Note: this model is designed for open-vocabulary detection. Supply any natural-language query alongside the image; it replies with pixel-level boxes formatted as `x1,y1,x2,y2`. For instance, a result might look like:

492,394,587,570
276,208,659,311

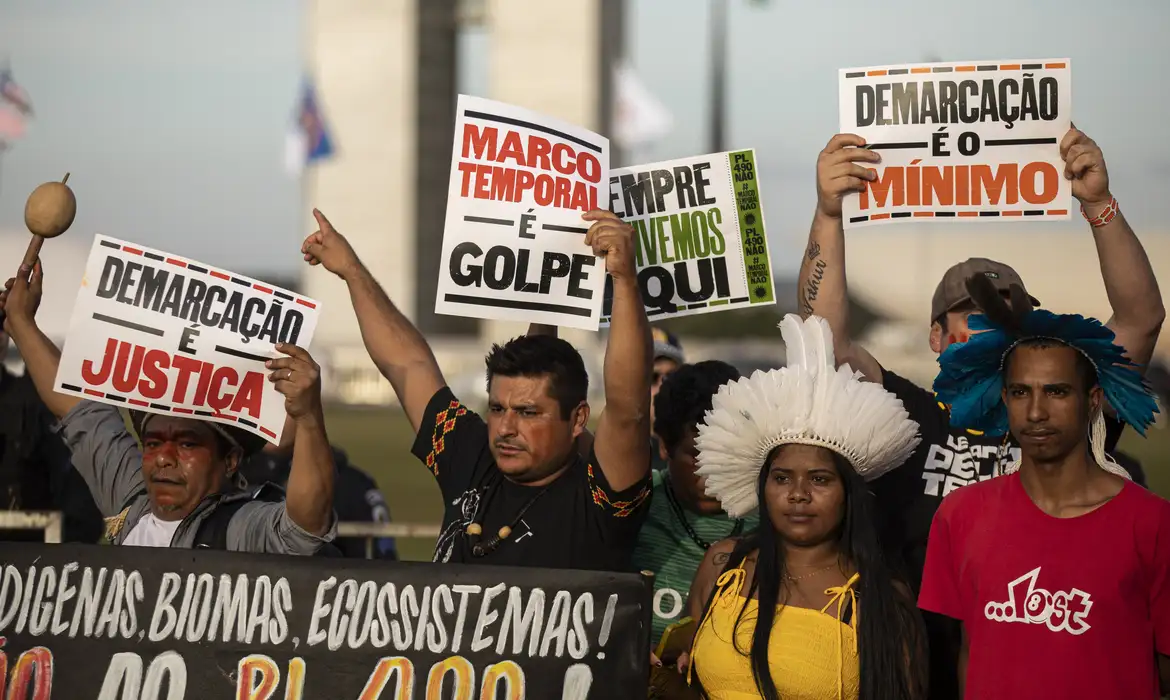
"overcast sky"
1,0,1167,278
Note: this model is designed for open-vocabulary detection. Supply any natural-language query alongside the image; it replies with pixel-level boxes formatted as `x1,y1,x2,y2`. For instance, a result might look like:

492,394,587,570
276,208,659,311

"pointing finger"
312,208,335,235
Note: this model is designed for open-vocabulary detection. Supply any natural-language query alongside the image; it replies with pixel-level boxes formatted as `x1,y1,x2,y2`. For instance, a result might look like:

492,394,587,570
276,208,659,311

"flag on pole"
0,63,31,144
612,62,672,150
284,77,334,175
0,64,32,115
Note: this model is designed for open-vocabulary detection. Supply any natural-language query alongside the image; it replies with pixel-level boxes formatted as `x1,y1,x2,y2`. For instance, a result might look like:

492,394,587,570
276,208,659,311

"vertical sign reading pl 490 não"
603,149,774,325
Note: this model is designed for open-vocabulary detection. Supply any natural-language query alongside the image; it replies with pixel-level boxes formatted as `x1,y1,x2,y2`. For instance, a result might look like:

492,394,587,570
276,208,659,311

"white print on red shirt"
983,566,1093,635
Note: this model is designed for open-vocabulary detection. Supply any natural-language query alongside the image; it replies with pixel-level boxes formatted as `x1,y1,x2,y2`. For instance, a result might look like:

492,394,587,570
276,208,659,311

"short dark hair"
653,360,741,454
1004,338,1098,394
936,300,977,331
484,335,589,419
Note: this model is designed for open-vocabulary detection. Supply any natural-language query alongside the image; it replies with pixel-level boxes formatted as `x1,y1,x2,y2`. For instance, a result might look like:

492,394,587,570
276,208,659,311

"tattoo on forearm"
802,260,828,315
806,241,821,260
712,551,729,566
798,287,813,318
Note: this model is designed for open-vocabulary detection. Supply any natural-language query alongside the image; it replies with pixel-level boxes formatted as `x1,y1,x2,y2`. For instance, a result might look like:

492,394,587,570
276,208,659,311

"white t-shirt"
122,512,182,547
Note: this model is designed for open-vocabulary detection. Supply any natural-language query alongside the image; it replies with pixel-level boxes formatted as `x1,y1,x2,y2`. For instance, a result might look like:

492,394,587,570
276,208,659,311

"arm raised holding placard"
798,134,883,383
302,209,446,434
1062,127,1165,369
263,344,335,537
585,210,653,492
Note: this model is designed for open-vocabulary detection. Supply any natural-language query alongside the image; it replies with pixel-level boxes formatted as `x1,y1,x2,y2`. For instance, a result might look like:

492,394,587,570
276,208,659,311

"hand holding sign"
0,261,43,334
266,344,323,421
302,209,360,280
584,210,637,281
816,134,880,220
1060,127,1111,210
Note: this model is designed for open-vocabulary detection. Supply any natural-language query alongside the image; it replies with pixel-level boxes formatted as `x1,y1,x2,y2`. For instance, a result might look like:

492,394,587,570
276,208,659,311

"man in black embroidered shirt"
302,208,654,571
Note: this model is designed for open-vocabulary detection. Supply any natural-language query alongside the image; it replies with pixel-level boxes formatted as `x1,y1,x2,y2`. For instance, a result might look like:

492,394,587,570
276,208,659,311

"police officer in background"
0,329,103,543
239,433,397,560
649,328,685,471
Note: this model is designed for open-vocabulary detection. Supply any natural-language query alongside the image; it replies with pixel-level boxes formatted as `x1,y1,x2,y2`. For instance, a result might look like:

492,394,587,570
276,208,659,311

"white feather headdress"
695,314,922,518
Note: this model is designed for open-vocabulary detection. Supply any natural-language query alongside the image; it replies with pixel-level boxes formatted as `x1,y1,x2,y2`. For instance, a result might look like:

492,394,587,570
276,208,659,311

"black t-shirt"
874,368,1124,700
411,387,652,571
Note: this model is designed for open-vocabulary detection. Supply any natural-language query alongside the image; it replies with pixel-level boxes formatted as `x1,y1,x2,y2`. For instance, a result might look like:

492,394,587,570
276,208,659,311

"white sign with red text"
436,94,610,331
54,235,321,444
838,58,1072,227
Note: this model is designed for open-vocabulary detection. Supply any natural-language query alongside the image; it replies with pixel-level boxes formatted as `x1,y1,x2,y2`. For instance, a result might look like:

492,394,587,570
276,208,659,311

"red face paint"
948,333,970,345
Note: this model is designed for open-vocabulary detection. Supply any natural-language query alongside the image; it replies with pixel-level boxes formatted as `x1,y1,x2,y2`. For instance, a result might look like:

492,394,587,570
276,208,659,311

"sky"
1,0,1168,279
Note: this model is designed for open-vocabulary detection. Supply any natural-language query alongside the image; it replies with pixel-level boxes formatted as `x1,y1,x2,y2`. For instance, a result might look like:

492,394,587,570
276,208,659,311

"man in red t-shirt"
919,299,1170,699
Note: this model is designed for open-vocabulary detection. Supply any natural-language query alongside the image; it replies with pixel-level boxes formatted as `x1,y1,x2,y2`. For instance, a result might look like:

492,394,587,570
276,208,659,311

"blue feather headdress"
933,275,1158,437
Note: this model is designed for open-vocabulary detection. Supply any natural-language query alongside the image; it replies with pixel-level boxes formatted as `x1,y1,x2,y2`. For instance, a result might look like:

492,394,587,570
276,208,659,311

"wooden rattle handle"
21,235,44,271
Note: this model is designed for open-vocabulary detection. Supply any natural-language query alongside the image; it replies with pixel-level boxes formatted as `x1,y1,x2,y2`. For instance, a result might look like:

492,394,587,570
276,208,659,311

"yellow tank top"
688,567,861,700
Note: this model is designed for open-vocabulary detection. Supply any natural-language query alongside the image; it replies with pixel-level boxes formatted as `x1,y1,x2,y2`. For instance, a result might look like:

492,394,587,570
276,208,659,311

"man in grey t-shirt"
1,261,337,554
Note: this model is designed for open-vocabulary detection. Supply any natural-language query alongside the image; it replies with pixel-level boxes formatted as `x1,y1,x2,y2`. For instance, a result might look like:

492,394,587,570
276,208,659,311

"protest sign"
838,59,1072,227
53,236,321,444
604,149,773,324
436,95,610,331
0,543,651,699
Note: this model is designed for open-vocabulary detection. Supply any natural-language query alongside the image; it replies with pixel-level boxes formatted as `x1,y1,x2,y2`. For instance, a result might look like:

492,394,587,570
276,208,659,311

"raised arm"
587,210,652,492
1062,128,1165,369
266,343,335,536
2,262,82,418
302,209,445,433
798,134,883,383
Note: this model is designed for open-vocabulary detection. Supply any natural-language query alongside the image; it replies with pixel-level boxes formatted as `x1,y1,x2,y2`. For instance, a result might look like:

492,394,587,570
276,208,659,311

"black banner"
0,543,651,699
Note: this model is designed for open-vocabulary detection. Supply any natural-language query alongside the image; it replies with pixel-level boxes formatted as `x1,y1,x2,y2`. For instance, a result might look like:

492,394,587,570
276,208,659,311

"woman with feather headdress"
919,274,1170,699
675,314,927,700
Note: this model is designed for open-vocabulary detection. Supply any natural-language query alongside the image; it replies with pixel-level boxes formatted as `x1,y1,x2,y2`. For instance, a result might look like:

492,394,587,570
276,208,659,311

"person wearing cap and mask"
921,277,1168,699
799,128,1164,699
1,261,338,554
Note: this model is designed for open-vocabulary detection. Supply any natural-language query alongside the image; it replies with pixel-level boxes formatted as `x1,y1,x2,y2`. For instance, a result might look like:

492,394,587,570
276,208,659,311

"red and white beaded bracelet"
1081,196,1119,228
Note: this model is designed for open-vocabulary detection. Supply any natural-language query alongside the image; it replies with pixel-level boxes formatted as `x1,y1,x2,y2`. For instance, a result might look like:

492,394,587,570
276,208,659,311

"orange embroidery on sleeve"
587,464,651,517
425,401,468,476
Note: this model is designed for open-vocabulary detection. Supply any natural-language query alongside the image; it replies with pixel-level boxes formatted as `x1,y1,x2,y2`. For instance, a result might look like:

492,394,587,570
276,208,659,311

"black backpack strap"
194,482,344,557
193,499,251,550
194,482,284,550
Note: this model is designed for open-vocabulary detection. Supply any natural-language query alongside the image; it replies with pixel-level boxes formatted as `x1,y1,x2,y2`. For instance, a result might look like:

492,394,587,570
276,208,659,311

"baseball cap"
930,258,1040,323
651,327,685,364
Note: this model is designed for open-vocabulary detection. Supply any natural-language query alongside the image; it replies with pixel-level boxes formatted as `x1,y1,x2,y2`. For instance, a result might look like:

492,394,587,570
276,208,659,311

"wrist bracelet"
1081,196,1119,228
